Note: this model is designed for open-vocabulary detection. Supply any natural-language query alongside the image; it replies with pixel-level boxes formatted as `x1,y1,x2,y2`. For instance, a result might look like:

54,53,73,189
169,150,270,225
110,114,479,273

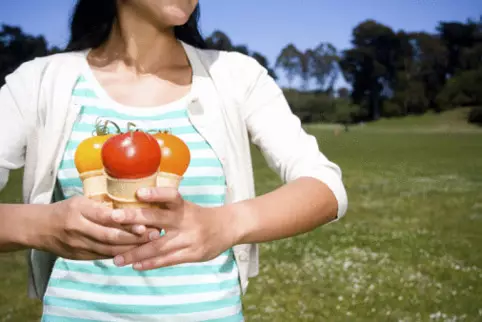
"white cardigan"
0,42,348,299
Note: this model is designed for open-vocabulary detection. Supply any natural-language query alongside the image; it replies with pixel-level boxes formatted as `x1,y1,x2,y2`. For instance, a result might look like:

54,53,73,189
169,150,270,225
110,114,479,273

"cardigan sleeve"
235,54,348,219
0,61,38,192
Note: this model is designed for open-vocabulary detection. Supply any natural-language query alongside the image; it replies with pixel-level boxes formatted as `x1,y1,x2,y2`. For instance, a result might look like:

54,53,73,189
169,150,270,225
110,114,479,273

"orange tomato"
152,130,191,176
74,134,113,174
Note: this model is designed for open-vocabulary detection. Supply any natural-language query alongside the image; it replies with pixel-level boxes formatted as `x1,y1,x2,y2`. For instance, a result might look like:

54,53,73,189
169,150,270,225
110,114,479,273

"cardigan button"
238,251,249,261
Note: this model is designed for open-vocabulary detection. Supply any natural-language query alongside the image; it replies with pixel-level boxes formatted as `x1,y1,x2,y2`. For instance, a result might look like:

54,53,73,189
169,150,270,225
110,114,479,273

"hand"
110,187,237,270
39,196,156,260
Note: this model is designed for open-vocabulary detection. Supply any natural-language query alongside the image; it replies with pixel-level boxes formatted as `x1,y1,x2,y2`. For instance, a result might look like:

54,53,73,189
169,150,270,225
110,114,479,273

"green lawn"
1,110,481,321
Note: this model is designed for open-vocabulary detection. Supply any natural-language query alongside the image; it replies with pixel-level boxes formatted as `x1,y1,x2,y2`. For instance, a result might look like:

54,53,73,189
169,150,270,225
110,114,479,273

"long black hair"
66,0,206,51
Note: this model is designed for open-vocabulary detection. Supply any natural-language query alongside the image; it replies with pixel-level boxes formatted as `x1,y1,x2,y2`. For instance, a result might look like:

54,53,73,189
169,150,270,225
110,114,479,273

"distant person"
0,0,348,320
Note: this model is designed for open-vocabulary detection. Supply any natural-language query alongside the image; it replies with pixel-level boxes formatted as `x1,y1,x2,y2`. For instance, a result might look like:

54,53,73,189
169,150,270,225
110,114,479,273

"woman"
0,0,348,320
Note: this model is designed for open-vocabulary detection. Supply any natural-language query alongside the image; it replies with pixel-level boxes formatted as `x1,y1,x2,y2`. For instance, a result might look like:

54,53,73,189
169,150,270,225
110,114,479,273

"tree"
394,32,448,113
437,19,481,76
337,87,350,99
339,20,401,120
205,30,277,80
310,42,339,92
204,30,233,51
251,51,277,80
334,99,361,131
1,24,51,86
299,49,313,91
468,106,482,125
437,67,482,109
276,44,302,89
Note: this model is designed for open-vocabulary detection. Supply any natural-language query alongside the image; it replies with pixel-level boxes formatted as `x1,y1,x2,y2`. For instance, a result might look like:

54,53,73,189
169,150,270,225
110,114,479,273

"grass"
1,109,482,321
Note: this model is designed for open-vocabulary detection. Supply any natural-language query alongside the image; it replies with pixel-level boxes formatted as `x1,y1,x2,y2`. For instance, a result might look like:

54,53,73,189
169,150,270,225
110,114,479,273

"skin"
0,0,340,268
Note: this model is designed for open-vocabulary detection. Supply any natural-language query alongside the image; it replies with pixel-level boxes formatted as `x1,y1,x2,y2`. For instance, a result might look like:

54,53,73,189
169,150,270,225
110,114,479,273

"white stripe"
62,254,230,268
179,185,226,195
57,166,224,180
46,285,240,305
49,268,239,286
76,114,193,129
43,305,242,322
184,167,224,177
61,187,83,197
72,83,91,90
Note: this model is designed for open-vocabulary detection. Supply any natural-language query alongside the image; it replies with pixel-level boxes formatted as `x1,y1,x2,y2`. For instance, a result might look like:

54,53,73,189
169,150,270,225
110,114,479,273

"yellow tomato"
74,134,113,174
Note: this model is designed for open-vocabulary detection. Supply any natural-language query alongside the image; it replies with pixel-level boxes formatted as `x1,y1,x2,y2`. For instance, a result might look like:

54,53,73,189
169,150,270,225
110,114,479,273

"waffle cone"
105,171,158,209
79,169,109,200
157,171,182,188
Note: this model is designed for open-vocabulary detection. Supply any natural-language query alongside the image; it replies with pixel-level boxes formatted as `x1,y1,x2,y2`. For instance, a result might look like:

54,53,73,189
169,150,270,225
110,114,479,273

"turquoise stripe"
183,194,225,204
42,316,96,322
79,105,187,121
42,313,243,322
72,89,97,98
58,178,82,188
53,258,235,277
180,176,226,186
59,159,77,170
47,277,239,296
209,313,245,322
43,295,241,315
65,140,211,151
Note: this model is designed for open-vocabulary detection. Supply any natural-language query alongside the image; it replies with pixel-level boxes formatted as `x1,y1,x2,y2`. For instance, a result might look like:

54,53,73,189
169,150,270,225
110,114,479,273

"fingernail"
132,225,144,234
138,188,150,197
112,210,125,222
114,256,124,266
149,231,160,240
133,262,142,270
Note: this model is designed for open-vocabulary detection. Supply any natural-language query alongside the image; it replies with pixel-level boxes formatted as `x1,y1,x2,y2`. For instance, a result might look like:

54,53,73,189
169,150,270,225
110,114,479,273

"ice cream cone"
105,170,158,209
157,171,182,188
79,169,110,201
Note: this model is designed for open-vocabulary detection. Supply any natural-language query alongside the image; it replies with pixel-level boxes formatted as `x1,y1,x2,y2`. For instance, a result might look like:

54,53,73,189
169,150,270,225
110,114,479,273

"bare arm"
0,204,51,252
227,177,338,245
0,197,155,259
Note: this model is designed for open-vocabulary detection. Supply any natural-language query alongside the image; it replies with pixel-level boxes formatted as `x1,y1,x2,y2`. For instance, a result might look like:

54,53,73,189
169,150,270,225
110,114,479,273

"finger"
81,201,118,227
133,248,196,271
111,207,173,228
82,220,153,245
136,187,183,208
122,224,147,235
64,238,144,260
90,242,146,258
113,234,186,267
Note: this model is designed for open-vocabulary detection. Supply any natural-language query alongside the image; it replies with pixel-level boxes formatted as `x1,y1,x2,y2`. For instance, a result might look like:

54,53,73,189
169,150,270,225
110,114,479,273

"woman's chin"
163,6,191,26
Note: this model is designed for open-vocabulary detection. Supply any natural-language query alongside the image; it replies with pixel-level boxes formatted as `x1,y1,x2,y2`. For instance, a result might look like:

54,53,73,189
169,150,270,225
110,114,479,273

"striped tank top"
41,69,244,321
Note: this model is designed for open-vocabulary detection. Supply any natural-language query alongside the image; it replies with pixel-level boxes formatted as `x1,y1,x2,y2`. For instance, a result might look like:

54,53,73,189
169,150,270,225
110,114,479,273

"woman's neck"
92,5,187,74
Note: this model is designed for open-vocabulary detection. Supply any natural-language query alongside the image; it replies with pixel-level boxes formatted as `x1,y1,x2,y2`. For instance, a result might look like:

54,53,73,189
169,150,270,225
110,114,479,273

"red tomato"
101,130,161,179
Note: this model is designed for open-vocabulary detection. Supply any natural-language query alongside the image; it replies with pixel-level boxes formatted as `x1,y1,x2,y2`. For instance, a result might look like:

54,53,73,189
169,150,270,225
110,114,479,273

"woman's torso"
41,66,244,321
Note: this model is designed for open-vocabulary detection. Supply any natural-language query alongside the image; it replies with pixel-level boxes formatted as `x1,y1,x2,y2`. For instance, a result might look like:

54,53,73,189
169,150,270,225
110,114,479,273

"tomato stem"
106,120,122,134
127,122,137,139
92,118,121,136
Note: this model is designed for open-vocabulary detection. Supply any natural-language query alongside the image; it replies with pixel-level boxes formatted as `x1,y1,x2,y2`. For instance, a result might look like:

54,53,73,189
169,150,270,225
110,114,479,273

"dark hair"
66,0,206,51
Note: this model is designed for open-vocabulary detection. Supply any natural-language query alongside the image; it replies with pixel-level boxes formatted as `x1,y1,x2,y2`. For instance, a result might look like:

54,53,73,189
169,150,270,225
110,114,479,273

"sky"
0,0,481,88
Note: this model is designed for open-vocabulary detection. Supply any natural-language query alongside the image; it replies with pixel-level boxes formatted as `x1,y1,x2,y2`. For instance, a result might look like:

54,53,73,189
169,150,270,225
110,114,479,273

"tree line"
2,19,482,125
